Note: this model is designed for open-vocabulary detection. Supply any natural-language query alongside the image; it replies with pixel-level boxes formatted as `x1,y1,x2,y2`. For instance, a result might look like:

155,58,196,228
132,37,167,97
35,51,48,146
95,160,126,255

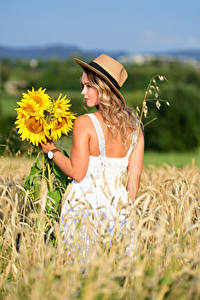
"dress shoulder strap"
86,114,105,156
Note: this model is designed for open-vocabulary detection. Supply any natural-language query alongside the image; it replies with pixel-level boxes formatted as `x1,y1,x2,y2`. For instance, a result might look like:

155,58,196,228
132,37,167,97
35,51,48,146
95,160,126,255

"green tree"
144,83,200,151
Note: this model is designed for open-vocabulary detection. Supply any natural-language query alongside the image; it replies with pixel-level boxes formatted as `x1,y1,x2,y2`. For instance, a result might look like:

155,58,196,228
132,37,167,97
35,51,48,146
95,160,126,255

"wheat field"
0,157,200,300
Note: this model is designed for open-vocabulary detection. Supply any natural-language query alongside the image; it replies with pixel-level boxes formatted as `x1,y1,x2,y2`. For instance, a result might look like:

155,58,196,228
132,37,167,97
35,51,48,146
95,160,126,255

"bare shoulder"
74,114,91,127
73,114,93,135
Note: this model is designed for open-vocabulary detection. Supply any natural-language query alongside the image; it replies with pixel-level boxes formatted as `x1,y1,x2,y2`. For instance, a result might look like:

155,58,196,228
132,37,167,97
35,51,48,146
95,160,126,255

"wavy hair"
83,69,138,146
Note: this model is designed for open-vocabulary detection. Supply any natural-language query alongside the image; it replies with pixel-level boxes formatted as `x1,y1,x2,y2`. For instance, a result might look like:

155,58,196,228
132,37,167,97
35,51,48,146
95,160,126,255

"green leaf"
33,183,41,200
24,175,31,190
36,158,42,170
47,189,61,205
29,158,42,175
52,164,63,177
29,175,36,186
52,163,69,189
30,166,41,176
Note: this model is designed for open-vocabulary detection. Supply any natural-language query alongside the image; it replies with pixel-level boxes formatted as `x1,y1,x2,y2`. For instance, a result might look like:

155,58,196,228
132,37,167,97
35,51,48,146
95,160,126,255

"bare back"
88,112,133,158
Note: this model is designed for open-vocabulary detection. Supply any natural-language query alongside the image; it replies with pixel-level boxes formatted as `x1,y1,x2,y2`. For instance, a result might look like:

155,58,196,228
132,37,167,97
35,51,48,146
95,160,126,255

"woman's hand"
39,141,56,154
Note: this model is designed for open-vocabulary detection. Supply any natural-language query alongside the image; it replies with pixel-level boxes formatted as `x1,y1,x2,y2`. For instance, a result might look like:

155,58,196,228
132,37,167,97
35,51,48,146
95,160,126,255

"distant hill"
153,49,200,61
0,44,127,60
0,44,200,61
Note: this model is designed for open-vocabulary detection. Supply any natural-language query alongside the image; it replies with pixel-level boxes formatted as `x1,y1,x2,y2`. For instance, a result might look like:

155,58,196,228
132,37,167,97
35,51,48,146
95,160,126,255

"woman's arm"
40,115,90,182
127,130,144,202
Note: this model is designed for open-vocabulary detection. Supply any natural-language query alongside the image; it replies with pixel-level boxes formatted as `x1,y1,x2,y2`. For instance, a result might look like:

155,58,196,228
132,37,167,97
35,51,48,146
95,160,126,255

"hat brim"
73,58,125,104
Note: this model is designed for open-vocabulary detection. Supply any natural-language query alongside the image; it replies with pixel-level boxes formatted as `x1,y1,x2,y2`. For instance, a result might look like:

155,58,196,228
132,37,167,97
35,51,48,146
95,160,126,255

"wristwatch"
47,149,59,160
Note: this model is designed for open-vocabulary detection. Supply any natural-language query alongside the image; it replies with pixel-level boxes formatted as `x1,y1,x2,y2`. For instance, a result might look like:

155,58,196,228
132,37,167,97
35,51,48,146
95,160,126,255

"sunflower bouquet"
15,87,76,145
15,88,76,221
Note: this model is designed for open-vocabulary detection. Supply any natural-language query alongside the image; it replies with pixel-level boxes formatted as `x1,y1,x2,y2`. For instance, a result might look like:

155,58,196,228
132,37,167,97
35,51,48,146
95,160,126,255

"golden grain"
0,157,200,299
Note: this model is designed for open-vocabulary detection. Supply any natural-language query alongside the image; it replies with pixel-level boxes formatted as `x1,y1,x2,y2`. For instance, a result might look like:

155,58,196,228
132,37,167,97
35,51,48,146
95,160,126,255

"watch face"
48,151,54,159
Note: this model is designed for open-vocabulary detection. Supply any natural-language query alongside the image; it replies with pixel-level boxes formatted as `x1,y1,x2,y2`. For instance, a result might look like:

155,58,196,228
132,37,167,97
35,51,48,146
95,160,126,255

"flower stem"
47,161,53,192
42,153,45,179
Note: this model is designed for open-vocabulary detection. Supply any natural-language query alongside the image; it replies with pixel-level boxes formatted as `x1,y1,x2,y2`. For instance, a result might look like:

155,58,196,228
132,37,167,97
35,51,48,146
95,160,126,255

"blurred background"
0,0,200,166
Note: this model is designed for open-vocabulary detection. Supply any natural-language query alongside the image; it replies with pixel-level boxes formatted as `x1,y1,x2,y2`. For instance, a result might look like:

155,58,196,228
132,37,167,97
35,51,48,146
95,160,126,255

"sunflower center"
54,118,65,130
23,104,35,114
33,95,43,106
26,117,43,134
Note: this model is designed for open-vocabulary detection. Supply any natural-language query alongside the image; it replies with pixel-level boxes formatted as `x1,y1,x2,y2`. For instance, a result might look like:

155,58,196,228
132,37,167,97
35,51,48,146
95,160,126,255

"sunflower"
53,94,72,118
50,113,76,140
49,94,76,140
21,87,51,110
16,98,43,119
15,89,75,145
15,96,49,146
15,115,48,146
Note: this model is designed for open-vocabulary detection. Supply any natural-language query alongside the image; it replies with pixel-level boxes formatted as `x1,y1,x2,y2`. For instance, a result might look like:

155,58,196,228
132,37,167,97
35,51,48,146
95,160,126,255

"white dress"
60,113,138,248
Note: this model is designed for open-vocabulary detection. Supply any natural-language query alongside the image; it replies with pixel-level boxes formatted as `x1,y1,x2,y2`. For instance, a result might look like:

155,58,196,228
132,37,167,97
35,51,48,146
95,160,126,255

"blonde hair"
83,69,138,146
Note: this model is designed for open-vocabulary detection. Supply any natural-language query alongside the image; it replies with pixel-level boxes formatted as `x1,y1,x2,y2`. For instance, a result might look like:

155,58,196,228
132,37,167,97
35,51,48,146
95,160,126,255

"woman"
40,54,144,243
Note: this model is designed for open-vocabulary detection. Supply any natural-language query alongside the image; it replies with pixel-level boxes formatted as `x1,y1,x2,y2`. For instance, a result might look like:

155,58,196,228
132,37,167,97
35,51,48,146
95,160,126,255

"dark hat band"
89,61,120,90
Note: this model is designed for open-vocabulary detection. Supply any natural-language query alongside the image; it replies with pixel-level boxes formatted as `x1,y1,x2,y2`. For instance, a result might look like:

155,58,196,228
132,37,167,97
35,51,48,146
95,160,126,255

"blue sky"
0,0,200,53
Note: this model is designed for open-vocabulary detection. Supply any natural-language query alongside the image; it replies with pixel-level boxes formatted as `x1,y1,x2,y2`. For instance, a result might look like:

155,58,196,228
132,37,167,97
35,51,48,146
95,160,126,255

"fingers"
39,140,55,154
46,138,53,143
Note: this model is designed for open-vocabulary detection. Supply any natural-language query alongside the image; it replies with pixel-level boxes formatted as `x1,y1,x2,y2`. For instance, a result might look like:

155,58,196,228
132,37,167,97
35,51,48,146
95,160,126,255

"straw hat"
73,54,128,103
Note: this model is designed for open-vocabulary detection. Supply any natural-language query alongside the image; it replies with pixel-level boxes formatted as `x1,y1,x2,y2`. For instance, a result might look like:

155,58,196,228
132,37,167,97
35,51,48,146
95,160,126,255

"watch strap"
47,148,59,160
51,149,59,154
